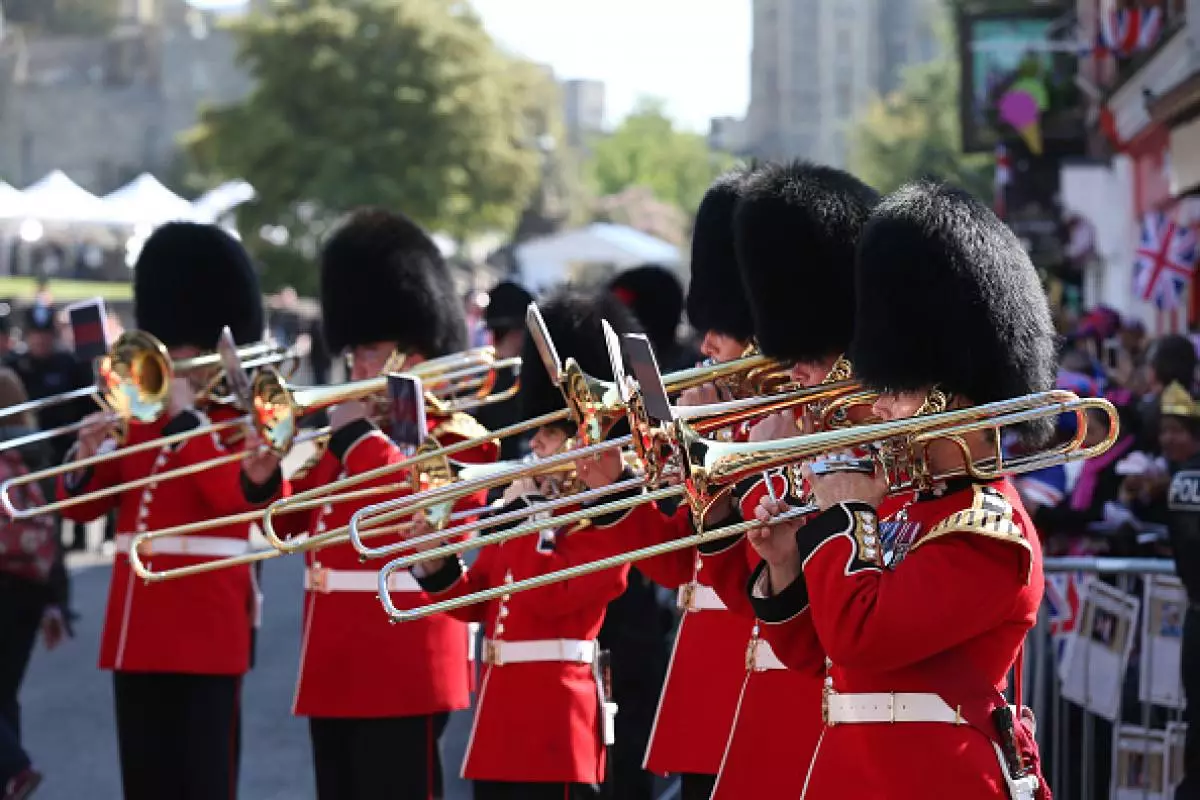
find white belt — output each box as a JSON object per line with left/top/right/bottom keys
{"left": 745, "top": 638, "right": 786, "bottom": 671}
{"left": 482, "top": 638, "right": 597, "bottom": 666}
{"left": 305, "top": 566, "right": 421, "bottom": 594}
{"left": 823, "top": 691, "right": 964, "bottom": 725}
{"left": 677, "top": 583, "right": 726, "bottom": 612}
{"left": 117, "top": 533, "right": 249, "bottom": 558}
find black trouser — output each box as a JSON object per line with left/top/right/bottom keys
{"left": 680, "top": 773, "right": 717, "bottom": 800}
{"left": 309, "top": 713, "right": 449, "bottom": 800}
{"left": 1179, "top": 606, "right": 1200, "bottom": 800}
{"left": 473, "top": 781, "right": 603, "bottom": 800}
{"left": 0, "top": 576, "right": 45, "bottom": 784}
{"left": 112, "top": 672, "right": 242, "bottom": 800}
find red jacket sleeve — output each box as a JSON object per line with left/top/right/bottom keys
{"left": 604, "top": 501, "right": 697, "bottom": 589}
{"left": 746, "top": 560, "right": 827, "bottom": 676}
{"left": 796, "top": 500, "right": 1034, "bottom": 673}
{"left": 171, "top": 411, "right": 285, "bottom": 515}
{"left": 56, "top": 439, "right": 123, "bottom": 523}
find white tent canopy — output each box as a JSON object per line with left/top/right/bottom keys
{"left": 8, "top": 170, "right": 112, "bottom": 223}
{"left": 0, "top": 183, "right": 24, "bottom": 219}
{"left": 103, "top": 173, "right": 199, "bottom": 226}
{"left": 515, "top": 223, "right": 682, "bottom": 294}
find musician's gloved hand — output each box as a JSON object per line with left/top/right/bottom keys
{"left": 241, "top": 427, "right": 282, "bottom": 488}
{"left": 800, "top": 455, "right": 888, "bottom": 511}
{"left": 574, "top": 447, "right": 623, "bottom": 489}
{"left": 328, "top": 400, "right": 368, "bottom": 431}
{"left": 166, "top": 376, "right": 197, "bottom": 419}
{"left": 748, "top": 496, "right": 802, "bottom": 594}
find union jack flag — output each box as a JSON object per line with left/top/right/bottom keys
{"left": 1045, "top": 572, "right": 1085, "bottom": 667}
{"left": 1134, "top": 211, "right": 1197, "bottom": 310}
{"left": 1099, "top": 1, "right": 1164, "bottom": 58}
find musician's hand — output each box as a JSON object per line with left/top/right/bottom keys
{"left": 502, "top": 476, "right": 540, "bottom": 503}
{"left": 404, "top": 513, "right": 445, "bottom": 553}
{"left": 678, "top": 383, "right": 721, "bottom": 408}
{"left": 748, "top": 497, "right": 802, "bottom": 592}
{"left": 800, "top": 458, "right": 888, "bottom": 511}
{"left": 76, "top": 412, "right": 116, "bottom": 460}
{"left": 41, "top": 607, "right": 67, "bottom": 651}
{"left": 241, "top": 427, "right": 281, "bottom": 487}
{"left": 575, "top": 447, "right": 623, "bottom": 489}
{"left": 748, "top": 411, "right": 797, "bottom": 442}
{"left": 329, "top": 400, "right": 368, "bottom": 431}
{"left": 167, "top": 376, "right": 197, "bottom": 418}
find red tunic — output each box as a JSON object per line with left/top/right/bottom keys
{"left": 415, "top": 499, "right": 634, "bottom": 784}
{"left": 755, "top": 479, "right": 1046, "bottom": 800}
{"left": 56, "top": 406, "right": 281, "bottom": 675}
{"left": 273, "top": 413, "right": 497, "bottom": 719}
{"left": 696, "top": 472, "right": 823, "bottom": 800}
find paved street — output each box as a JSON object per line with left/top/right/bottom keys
{"left": 20, "top": 536, "right": 475, "bottom": 800}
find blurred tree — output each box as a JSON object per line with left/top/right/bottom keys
{"left": 848, "top": 6, "right": 992, "bottom": 199}
{"left": 185, "top": 0, "right": 541, "bottom": 294}
{"left": 585, "top": 98, "right": 733, "bottom": 220}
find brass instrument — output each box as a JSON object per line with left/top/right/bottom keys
{"left": 346, "top": 379, "right": 860, "bottom": 561}
{"left": 375, "top": 388, "right": 1119, "bottom": 621}
{"left": 258, "top": 301, "right": 794, "bottom": 554}
{"left": 0, "top": 346, "right": 515, "bottom": 521}
{"left": 0, "top": 331, "right": 293, "bottom": 454}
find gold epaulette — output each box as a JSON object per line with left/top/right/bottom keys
{"left": 430, "top": 411, "right": 500, "bottom": 453}
{"left": 911, "top": 484, "right": 1032, "bottom": 583}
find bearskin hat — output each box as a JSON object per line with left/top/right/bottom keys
{"left": 686, "top": 166, "right": 757, "bottom": 342}
{"left": 851, "top": 181, "right": 1056, "bottom": 440}
{"left": 520, "top": 289, "right": 644, "bottom": 428}
{"left": 734, "top": 160, "right": 879, "bottom": 363}
{"left": 134, "top": 221, "right": 264, "bottom": 348}
{"left": 320, "top": 208, "right": 466, "bottom": 357}
{"left": 484, "top": 280, "right": 534, "bottom": 335}
{"left": 608, "top": 264, "right": 684, "bottom": 356}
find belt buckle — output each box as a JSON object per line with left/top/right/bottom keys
{"left": 483, "top": 640, "right": 503, "bottom": 666}
{"left": 679, "top": 583, "right": 696, "bottom": 612}
{"left": 745, "top": 638, "right": 758, "bottom": 672}
{"left": 822, "top": 685, "right": 835, "bottom": 726}
{"left": 309, "top": 565, "right": 330, "bottom": 594}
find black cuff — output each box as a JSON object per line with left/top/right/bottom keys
{"left": 748, "top": 559, "right": 810, "bottom": 623}
{"left": 330, "top": 419, "right": 376, "bottom": 462}
{"left": 162, "top": 409, "right": 204, "bottom": 437}
{"left": 696, "top": 503, "right": 745, "bottom": 555}
{"left": 585, "top": 470, "right": 643, "bottom": 528}
{"left": 795, "top": 501, "right": 881, "bottom": 574}
{"left": 241, "top": 466, "right": 283, "bottom": 505}
{"left": 414, "top": 556, "right": 465, "bottom": 594}
{"left": 61, "top": 464, "right": 93, "bottom": 496}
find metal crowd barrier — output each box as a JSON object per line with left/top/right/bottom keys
{"left": 1026, "top": 556, "right": 1186, "bottom": 800}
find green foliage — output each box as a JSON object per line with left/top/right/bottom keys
{"left": 185, "top": 0, "right": 542, "bottom": 294}
{"left": 584, "top": 98, "right": 733, "bottom": 219}
{"left": 848, "top": 57, "right": 993, "bottom": 200}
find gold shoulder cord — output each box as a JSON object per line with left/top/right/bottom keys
{"left": 912, "top": 484, "right": 1033, "bottom": 583}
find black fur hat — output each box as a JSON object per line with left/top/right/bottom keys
{"left": 734, "top": 161, "right": 879, "bottom": 362}
{"left": 320, "top": 208, "right": 466, "bottom": 357}
{"left": 686, "top": 166, "right": 757, "bottom": 341}
{"left": 484, "top": 280, "right": 534, "bottom": 334}
{"left": 134, "top": 221, "right": 264, "bottom": 348}
{"left": 520, "top": 289, "right": 644, "bottom": 427}
{"left": 608, "top": 264, "right": 683, "bottom": 356}
{"left": 851, "top": 181, "right": 1056, "bottom": 440}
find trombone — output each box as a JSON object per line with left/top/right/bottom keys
{"left": 375, "top": 387, "right": 1120, "bottom": 621}
{"left": 0, "top": 346, "right": 516, "bottom": 521}
{"left": 256, "top": 301, "right": 796, "bottom": 553}
{"left": 345, "top": 379, "right": 861, "bottom": 561}
{"left": 0, "top": 331, "right": 293, "bottom": 454}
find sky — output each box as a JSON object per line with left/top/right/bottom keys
{"left": 468, "top": 0, "right": 751, "bottom": 133}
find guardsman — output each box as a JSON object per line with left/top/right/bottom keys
{"left": 570, "top": 166, "right": 763, "bottom": 800}
{"left": 747, "top": 181, "right": 1053, "bottom": 799}
{"left": 608, "top": 264, "right": 698, "bottom": 373}
{"left": 57, "top": 222, "right": 284, "bottom": 800}
{"left": 697, "top": 160, "right": 879, "bottom": 800}
{"left": 409, "top": 289, "right": 644, "bottom": 800}
{"left": 1159, "top": 383, "right": 1200, "bottom": 799}
{"left": 269, "top": 208, "right": 498, "bottom": 800}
